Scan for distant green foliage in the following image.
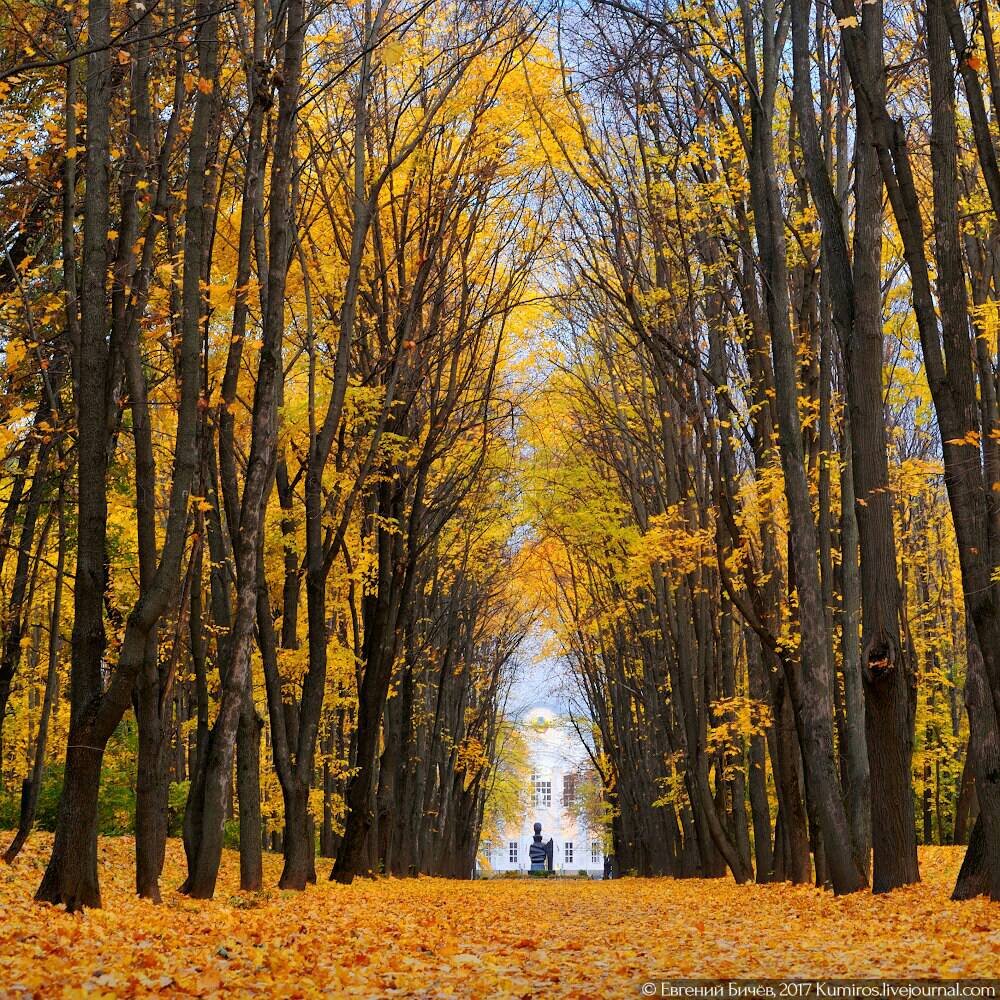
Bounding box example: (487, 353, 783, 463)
(0, 719, 139, 836)
(168, 781, 189, 837)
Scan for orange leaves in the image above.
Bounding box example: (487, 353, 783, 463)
(945, 430, 982, 448)
(1, 837, 998, 995)
(4, 338, 27, 372)
(183, 74, 214, 96)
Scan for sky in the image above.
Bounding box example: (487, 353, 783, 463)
(505, 632, 579, 720)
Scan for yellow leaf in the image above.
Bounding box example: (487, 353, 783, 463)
(381, 40, 405, 67)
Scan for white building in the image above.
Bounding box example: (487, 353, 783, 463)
(484, 705, 605, 876)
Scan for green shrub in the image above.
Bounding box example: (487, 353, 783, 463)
(168, 781, 189, 837)
(0, 717, 139, 837)
(0, 768, 62, 831)
(224, 818, 241, 850)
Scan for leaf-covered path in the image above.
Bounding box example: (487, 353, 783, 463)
(0, 838, 996, 997)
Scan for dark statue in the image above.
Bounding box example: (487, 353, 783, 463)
(528, 821, 553, 872)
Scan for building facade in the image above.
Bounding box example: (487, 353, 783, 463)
(483, 705, 604, 876)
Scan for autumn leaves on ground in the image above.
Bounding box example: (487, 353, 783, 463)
(0, 838, 993, 997)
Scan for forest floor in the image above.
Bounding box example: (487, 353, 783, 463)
(0, 837, 996, 997)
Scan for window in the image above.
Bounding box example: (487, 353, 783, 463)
(562, 772, 577, 806)
(591, 840, 600, 864)
(565, 841, 574, 864)
(509, 841, 518, 864)
(532, 774, 551, 808)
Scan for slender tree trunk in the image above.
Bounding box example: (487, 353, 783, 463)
(839, 435, 872, 875)
(182, 0, 304, 897)
(0, 435, 54, 750)
(5, 494, 66, 863)
(746, 636, 774, 882)
(135, 684, 170, 901)
(790, 0, 910, 890)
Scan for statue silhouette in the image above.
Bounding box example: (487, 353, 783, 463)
(528, 821, 553, 872)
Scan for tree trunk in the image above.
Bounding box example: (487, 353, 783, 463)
(791, 0, 909, 890)
(182, 0, 303, 898)
(5, 503, 65, 863)
(838, 438, 873, 875)
(332, 662, 386, 883)
(35, 0, 113, 910)
(35, 742, 104, 909)
(754, 49, 864, 889)
(280, 782, 317, 889)
(237, 697, 264, 891)
(953, 748, 977, 845)
(135, 663, 170, 902)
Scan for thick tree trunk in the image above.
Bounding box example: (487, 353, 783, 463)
(954, 817, 991, 900)
(953, 749, 977, 845)
(772, 679, 811, 883)
(833, 0, 1000, 901)
(36, 742, 103, 909)
(849, 0, 917, 894)
(36, 0, 112, 910)
(237, 697, 264, 891)
(332, 665, 386, 883)
(333, 482, 410, 884)
(135, 664, 170, 902)
(280, 782, 317, 889)
(954, 636, 1000, 898)
(183, 724, 239, 898)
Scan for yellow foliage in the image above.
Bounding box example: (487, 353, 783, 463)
(632, 504, 714, 581)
